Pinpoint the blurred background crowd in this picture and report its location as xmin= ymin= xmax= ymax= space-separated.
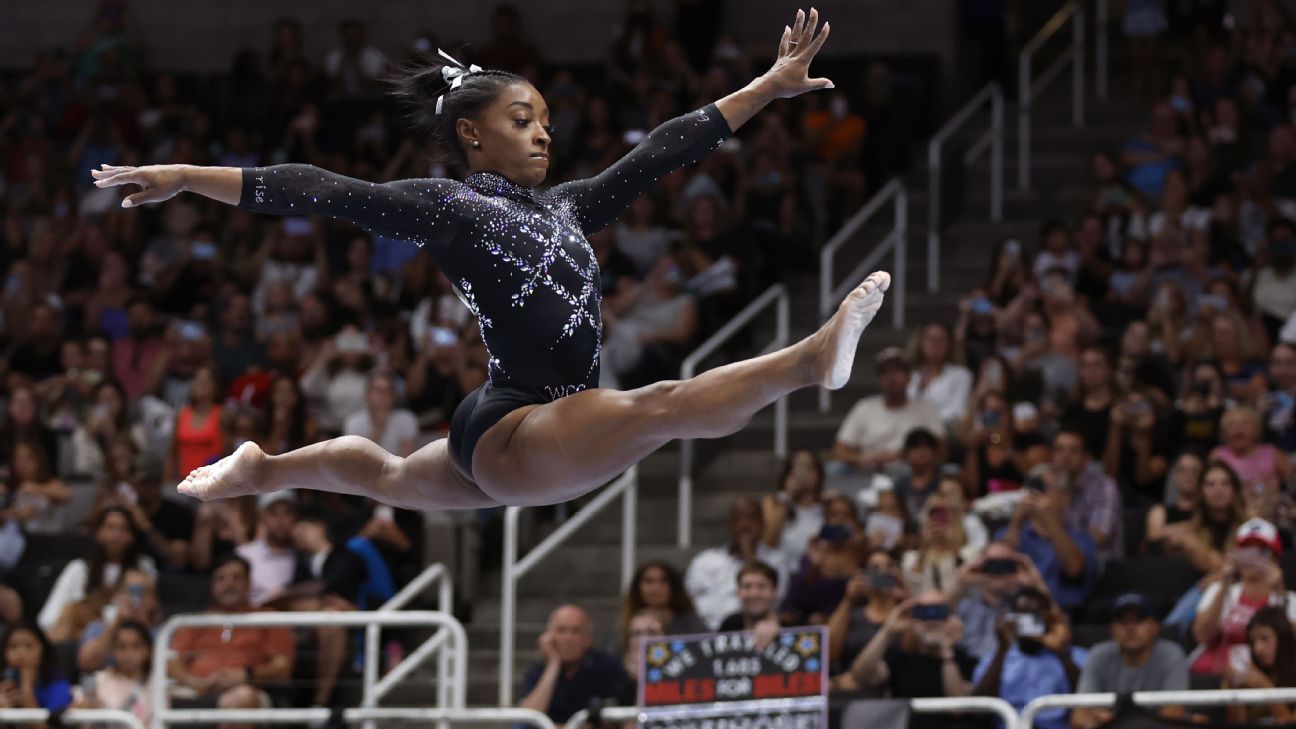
xmin=3 ymin=0 xmax=1296 ymax=728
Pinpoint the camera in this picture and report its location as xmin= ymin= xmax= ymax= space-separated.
xmin=980 ymin=558 xmax=1018 ymax=576
xmin=1011 ymin=612 xmax=1047 ymax=638
xmin=912 ymin=603 xmax=951 ymax=622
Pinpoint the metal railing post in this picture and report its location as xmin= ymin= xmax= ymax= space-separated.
xmin=927 ymin=139 xmax=940 ymax=294
xmin=991 ymin=85 xmax=1004 ymax=221
xmin=499 ymin=506 xmax=520 ymax=706
xmin=1074 ymin=4 xmax=1086 ymax=128
xmin=622 ymin=476 xmax=636 ymax=589
xmin=893 ymin=189 xmax=907 ymax=331
xmin=774 ymin=292 xmax=789 ymax=459
xmin=1096 ymin=0 xmax=1108 ymax=99
xmin=438 ymin=573 xmax=453 ymax=711
xmin=1018 ymin=52 xmax=1031 ymax=191
xmin=676 ymin=285 xmax=787 ymax=546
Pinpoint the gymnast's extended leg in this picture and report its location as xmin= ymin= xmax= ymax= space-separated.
xmin=179 ymin=271 xmax=888 ymax=508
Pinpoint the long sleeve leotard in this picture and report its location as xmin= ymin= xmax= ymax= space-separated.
xmin=238 ymin=104 xmax=731 ymax=473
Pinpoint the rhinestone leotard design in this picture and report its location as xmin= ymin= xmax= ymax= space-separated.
xmin=238 ymin=104 xmax=732 ymax=478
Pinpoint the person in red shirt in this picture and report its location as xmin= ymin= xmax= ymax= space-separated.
xmin=167 ymin=555 xmax=293 ymax=729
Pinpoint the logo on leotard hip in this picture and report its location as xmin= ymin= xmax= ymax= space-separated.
xmin=543 ymin=384 xmax=586 ymax=400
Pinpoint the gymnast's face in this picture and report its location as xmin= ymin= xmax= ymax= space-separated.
xmin=458 ymin=81 xmax=552 ymax=187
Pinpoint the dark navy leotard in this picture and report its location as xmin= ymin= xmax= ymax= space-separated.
xmin=238 ymin=104 xmax=732 ymax=478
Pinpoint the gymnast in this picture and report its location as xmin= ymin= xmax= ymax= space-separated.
xmin=90 ymin=8 xmax=890 ymax=511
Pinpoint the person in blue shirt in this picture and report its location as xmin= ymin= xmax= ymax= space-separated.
xmin=973 ymin=587 xmax=1080 ymax=729
xmin=0 ymin=620 xmax=72 ymax=715
xmin=997 ymin=486 xmax=1099 ymax=610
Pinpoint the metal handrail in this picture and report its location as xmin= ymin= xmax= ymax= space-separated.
xmin=0 ymin=709 xmax=145 ymax=729
xmin=153 ymin=610 xmax=468 ymax=729
xmin=1018 ymin=0 xmax=1085 ymax=190
xmin=927 ymin=82 xmax=1004 ymax=293
xmin=818 ymin=177 xmax=908 ymax=414
xmin=677 ymin=283 xmax=789 ymax=549
xmin=566 ymin=696 xmax=1018 ymax=729
xmin=1019 ymin=688 xmax=1296 ymax=729
xmin=499 ymin=466 xmax=638 ymax=705
xmin=154 ymin=707 xmax=555 ymax=729
xmin=364 ymin=563 xmax=455 ymax=716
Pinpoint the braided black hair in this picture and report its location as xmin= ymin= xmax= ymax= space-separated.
xmin=385 ymin=51 xmax=528 ymax=166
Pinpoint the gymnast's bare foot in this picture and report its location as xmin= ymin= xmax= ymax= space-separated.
xmin=178 ymin=441 xmax=266 ymax=501
xmin=810 ymin=270 xmax=890 ymax=390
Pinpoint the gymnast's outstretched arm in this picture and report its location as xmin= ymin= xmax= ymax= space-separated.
xmin=90 ymin=163 xmax=464 ymax=253
xmin=553 ymin=7 xmax=833 ymax=234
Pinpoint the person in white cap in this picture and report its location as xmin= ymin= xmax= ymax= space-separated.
xmin=830 ymin=347 xmax=944 ymax=475
xmin=1191 ymin=517 xmax=1296 ymax=677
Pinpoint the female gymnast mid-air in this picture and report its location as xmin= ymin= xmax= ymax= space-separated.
xmin=91 ymin=8 xmax=890 ymax=512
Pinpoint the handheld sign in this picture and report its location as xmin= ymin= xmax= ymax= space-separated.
xmin=638 ymin=627 xmax=827 ymax=729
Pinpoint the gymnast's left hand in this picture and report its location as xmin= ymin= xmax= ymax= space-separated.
xmin=759 ymin=7 xmax=833 ymax=99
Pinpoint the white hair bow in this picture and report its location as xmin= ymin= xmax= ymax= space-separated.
xmin=435 ymin=49 xmax=483 ymax=115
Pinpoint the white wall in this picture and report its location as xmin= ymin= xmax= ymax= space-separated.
xmin=0 ymin=0 xmax=955 ymax=73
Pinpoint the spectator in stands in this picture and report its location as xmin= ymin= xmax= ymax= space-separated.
xmin=1049 ymin=429 xmax=1124 ymax=559
xmin=323 ymin=18 xmax=387 ymax=99
xmin=518 ymin=605 xmax=627 ymax=725
xmin=212 ymin=292 xmax=266 ymax=389
xmin=1212 ymin=407 xmax=1292 ymax=522
xmin=718 ymin=561 xmax=781 ymax=642
xmin=779 ymin=524 xmax=862 ymax=627
xmin=1010 ymin=306 xmax=1080 ymax=410
xmin=848 ymin=590 xmax=975 ymax=722
xmin=959 ymin=389 xmax=1024 ymax=495
xmin=827 ymin=548 xmax=906 ymax=686
xmin=1147 ymin=452 xmax=1203 ymax=539
xmin=236 ymin=491 xmax=299 ymax=607
xmin=892 ymin=429 xmax=942 ymax=522
xmin=955 ymin=292 xmax=1004 ymax=372
xmin=1122 ymin=101 xmax=1184 ymax=200
xmin=112 ymin=453 xmax=194 ymax=570
xmin=619 ymin=561 xmax=706 ymax=640
xmin=341 ymin=371 xmax=418 ymax=457
xmin=1225 ymin=606 xmax=1296 ymax=723
xmin=7 ymin=302 xmax=64 ymax=383
xmin=300 ymin=325 xmax=376 ymax=433
xmin=600 ymin=254 xmax=699 ymax=390
xmin=829 ymin=347 xmax=943 ymax=475
xmin=901 ymin=493 xmax=972 ymax=595
xmin=1071 ymin=593 xmax=1189 ymax=729
xmin=1165 ymin=359 xmax=1228 ymax=457
xmin=40 ymin=506 xmax=155 ymax=640
xmin=761 ymin=449 xmax=825 ymax=566
xmin=1149 ymin=460 xmax=1245 ymax=573
xmin=71 ymin=619 xmax=154 ymax=725
xmin=264 ymin=375 xmax=317 ymax=455
xmin=76 ymin=568 xmax=161 ymax=673
xmin=950 ymin=543 xmax=1049 ymax=661
xmin=168 ymin=555 xmax=294 ymax=725
xmin=685 ymin=497 xmax=790 ymax=630
xmin=111 ymin=298 xmax=168 ymax=402
xmin=287 ymin=508 xmax=363 ymax=707
xmin=939 ymin=475 xmax=989 ymax=555
xmin=999 ymin=487 xmax=1099 ymax=611
xmin=167 ymin=364 xmax=225 ymax=483
xmin=5 ymin=441 xmax=70 ymax=534
xmin=1192 ymin=518 xmax=1296 ymax=676
xmin=1060 ymin=346 xmax=1120 ymax=465
xmin=190 ymin=496 xmax=255 ymax=574
xmin=972 ymin=587 xmax=1079 ymax=729
xmin=69 ymin=379 xmax=147 ymax=478
xmin=0 ymin=621 xmax=70 ymax=713
xmin=1251 ymin=220 xmax=1296 ymax=342
xmin=908 ymin=323 xmax=973 ymax=425
xmin=0 ymin=386 xmax=60 ymax=479
xmin=1032 ymin=219 xmax=1081 ymax=283
xmin=1264 ymin=342 xmax=1296 ymax=452
xmin=616 ymin=608 xmax=664 ymax=706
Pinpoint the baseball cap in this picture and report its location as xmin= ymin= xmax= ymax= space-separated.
xmin=1110 ymin=592 xmax=1155 ymax=621
xmin=875 ymin=347 xmax=909 ymax=373
xmin=1235 ymin=518 xmax=1283 ymax=556
xmin=257 ymin=490 xmax=298 ymax=512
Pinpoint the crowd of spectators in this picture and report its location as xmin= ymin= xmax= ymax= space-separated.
xmin=0 ymin=0 xmax=915 ymax=721
xmin=514 ymin=2 xmax=1296 ymax=728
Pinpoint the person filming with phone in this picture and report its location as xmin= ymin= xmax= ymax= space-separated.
xmin=950 ymin=543 xmax=1051 ymax=661
xmin=847 ymin=590 xmax=976 ymax=726
xmin=827 ymin=549 xmax=907 ymax=690
xmin=973 ymin=587 xmax=1079 ymax=729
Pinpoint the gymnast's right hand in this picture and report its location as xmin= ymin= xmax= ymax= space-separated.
xmin=90 ymin=163 xmax=187 ymax=208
